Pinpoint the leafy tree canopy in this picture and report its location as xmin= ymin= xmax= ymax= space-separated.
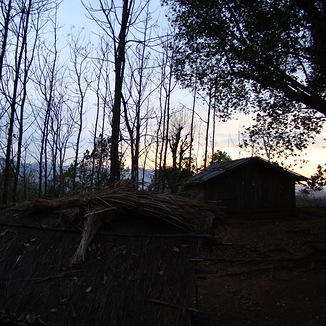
xmin=240 ymin=107 xmax=324 ymax=166
xmin=302 ymin=163 xmax=326 ymax=193
xmin=164 ymin=0 xmax=326 ymax=118
xmin=210 ymin=150 xmax=232 ymax=163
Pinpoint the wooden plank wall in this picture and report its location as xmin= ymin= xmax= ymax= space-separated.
xmin=192 ymin=163 xmax=296 ymax=212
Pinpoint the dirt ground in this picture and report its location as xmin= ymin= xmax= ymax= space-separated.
xmin=194 ymin=207 xmax=326 ymax=326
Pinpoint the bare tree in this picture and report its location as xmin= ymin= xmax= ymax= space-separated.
xmin=169 ymin=123 xmax=183 ymax=170
xmin=90 ymin=36 xmax=113 ymax=188
xmin=2 ymin=0 xmax=33 ymax=203
xmin=0 ymin=0 xmax=12 ymax=81
xmin=153 ymin=36 xmax=177 ymax=190
xmin=84 ymin=0 xmax=152 ymax=182
xmin=12 ymin=0 xmax=45 ymax=201
xmin=188 ymin=80 xmax=196 ymax=172
xmin=169 ymin=111 xmax=191 ymax=171
xmin=123 ymin=2 xmax=157 ymax=184
xmin=32 ymin=3 xmax=70 ymax=197
xmin=1 ymin=0 xmax=57 ymax=203
xmin=67 ymin=28 xmax=93 ymax=190
xmin=203 ymin=89 xmax=212 ymax=170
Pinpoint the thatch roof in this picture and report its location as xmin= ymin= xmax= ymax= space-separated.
xmin=0 ymin=187 xmax=219 ymax=326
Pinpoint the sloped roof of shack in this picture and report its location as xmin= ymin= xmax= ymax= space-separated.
xmin=186 ymin=156 xmax=307 ymax=185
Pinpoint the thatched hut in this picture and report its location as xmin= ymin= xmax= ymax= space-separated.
xmin=183 ymin=156 xmax=307 ymax=212
xmin=0 ymin=188 xmax=218 ymax=326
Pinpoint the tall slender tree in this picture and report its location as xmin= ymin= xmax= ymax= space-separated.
xmin=0 ymin=0 xmax=12 ymax=81
xmin=33 ymin=3 xmax=62 ymax=197
xmin=68 ymin=28 xmax=93 ymax=190
xmin=91 ymin=36 xmax=113 ymax=188
xmin=84 ymin=0 xmax=151 ymax=182
xmin=123 ymin=2 xmax=157 ymax=183
xmin=1 ymin=0 xmax=57 ymax=203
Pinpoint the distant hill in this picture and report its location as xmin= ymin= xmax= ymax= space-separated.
xmin=0 ymin=157 xmax=154 ymax=190
xmin=296 ymin=185 xmax=326 ymax=207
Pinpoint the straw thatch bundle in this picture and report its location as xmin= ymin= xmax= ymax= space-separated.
xmin=8 ymin=187 xmax=218 ymax=232
xmin=0 ymin=187 xmax=220 ymax=326
xmin=3 ymin=187 xmax=219 ymax=265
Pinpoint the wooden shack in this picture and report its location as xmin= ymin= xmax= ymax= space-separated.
xmin=183 ymin=157 xmax=307 ymax=212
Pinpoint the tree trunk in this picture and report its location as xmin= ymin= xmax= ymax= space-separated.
xmin=3 ymin=4 xmax=31 ymax=203
xmin=203 ymin=89 xmax=212 ymax=170
xmin=0 ymin=0 xmax=12 ymax=81
xmin=109 ymin=0 xmax=130 ymax=183
xmin=13 ymin=0 xmax=36 ymax=201
xmin=189 ymin=82 xmax=196 ymax=172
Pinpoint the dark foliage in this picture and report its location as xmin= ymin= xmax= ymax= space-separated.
xmin=164 ymin=0 xmax=326 ymax=116
xmin=303 ymin=163 xmax=326 ymax=193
